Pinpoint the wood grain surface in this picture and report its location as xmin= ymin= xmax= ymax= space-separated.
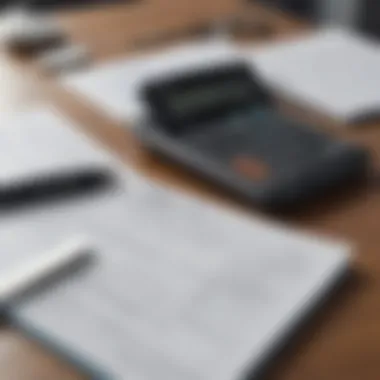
xmin=0 ymin=1 xmax=379 ymax=379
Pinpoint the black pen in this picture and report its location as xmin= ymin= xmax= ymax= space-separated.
xmin=0 ymin=167 xmax=114 ymax=210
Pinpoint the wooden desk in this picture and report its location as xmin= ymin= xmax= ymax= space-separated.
xmin=0 ymin=2 xmax=379 ymax=380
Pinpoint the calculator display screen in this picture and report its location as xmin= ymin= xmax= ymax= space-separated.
xmin=166 ymin=80 xmax=252 ymax=119
xmin=141 ymin=63 xmax=271 ymax=134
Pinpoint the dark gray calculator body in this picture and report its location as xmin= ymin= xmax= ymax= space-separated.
xmin=138 ymin=63 xmax=369 ymax=210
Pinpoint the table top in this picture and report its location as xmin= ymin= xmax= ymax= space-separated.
xmin=1 ymin=1 xmax=380 ymax=380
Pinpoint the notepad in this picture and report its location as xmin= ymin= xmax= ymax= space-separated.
xmin=249 ymin=28 xmax=380 ymax=123
xmin=8 ymin=171 xmax=350 ymax=380
xmin=62 ymin=40 xmax=238 ymax=123
xmin=0 ymin=109 xmax=350 ymax=380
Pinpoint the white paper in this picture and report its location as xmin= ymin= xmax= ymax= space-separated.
xmin=1 ymin=109 xmax=350 ymax=379
xmin=63 ymin=40 xmax=238 ymax=123
xmin=0 ymin=108 xmax=115 ymax=184
xmin=250 ymin=28 xmax=380 ymax=122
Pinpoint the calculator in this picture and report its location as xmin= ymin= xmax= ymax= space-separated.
xmin=138 ymin=62 xmax=369 ymax=210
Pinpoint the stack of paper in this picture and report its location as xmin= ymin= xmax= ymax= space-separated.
xmin=250 ymin=28 xmax=380 ymax=123
xmin=0 ymin=109 xmax=350 ymax=379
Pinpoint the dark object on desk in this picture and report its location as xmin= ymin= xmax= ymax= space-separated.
xmin=254 ymin=0 xmax=380 ymax=41
xmin=138 ymin=62 xmax=370 ymax=210
xmin=360 ymin=0 xmax=380 ymax=40
xmin=0 ymin=167 xmax=113 ymax=210
xmin=0 ymin=0 xmax=128 ymax=12
xmin=252 ymin=0 xmax=317 ymax=20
